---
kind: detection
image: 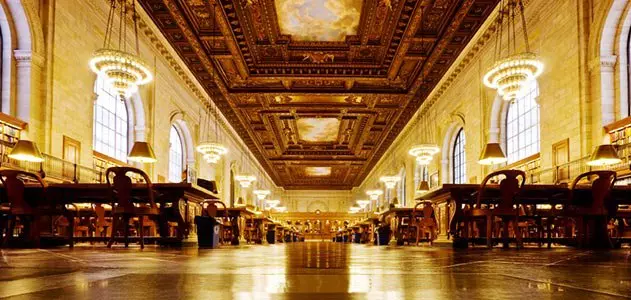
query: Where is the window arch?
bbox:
[452,128,466,184]
[169,126,184,182]
[506,81,540,163]
[93,75,129,161]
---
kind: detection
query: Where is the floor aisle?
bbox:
[0,242,630,299]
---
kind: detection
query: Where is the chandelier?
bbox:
[253,189,271,200]
[235,175,256,188]
[196,4,227,164]
[197,142,228,164]
[349,204,361,213]
[409,144,440,165]
[356,200,370,209]
[366,190,383,201]
[90,0,152,98]
[265,199,280,209]
[483,0,543,101]
[380,176,401,189]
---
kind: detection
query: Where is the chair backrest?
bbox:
[202,200,226,217]
[477,170,526,209]
[569,170,616,211]
[413,201,435,219]
[105,167,156,211]
[0,169,47,215]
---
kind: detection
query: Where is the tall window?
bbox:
[93,75,128,161]
[452,128,466,184]
[397,167,406,207]
[169,126,184,183]
[506,81,540,163]
[414,163,429,190]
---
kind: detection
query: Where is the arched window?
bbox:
[414,163,429,190]
[397,167,406,207]
[452,128,466,184]
[169,126,184,182]
[93,75,128,161]
[506,81,540,163]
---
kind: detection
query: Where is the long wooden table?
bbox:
[1,183,218,246]
[214,207,257,245]
[416,184,631,248]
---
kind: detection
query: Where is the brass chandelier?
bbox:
[196,2,228,164]
[483,0,543,101]
[90,0,152,98]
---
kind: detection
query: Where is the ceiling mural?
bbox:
[275,0,363,41]
[296,118,341,142]
[138,0,500,189]
[305,167,332,177]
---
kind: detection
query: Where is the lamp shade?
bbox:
[128,141,157,163]
[9,140,44,162]
[587,144,621,166]
[478,143,507,165]
[416,180,430,193]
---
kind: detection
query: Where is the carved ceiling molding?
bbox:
[137,0,500,189]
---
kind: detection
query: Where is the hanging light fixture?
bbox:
[235,174,256,188]
[409,144,440,165]
[356,200,370,209]
[349,204,361,213]
[90,0,152,98]
[253,189,271,201]
[366,190,383,201]
[380,176,400,189]
[587,144,621,166]
[483,0,543,101]
[275,206,287,213]
[196,3,228,164]
[478,142,507,165]
[265,199,280,209]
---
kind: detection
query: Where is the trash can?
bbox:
[376,225,391,246]
[266,224,276,244]
[353,232,362,244]
[195,216,221,248]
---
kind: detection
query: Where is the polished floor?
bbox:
[0,242,630,299]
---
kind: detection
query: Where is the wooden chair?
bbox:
[0,169,74,248]
[467,170,526,248]
[557,171,616,248]
[94,203,111,239]
[413,201,438,245]
[106,167,159,249]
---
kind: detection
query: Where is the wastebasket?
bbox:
[376,225,391,246]
[195,216,221,248]
[266,224,276,244]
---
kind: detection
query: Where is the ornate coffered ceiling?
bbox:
[138,0,499,189]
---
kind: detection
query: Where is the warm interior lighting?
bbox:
[9,140,44,163]
[380,175,400,189]
[266,199,280,209]
[478,142,507,165]
[483,54,543,101]
[587,144,621,166]
[253,189,271,200]
[90,49,152,98]
[416,180,430,193]
[235,175,256,188]
[349,204,361,213]
[275,206,287,213]
[356,200,370,209]
[90,0,152,97]
[408,144,440,165]
[197,142,228,164]
[128,141,157,163]
[483,0,543,101]
[366,190,383,200]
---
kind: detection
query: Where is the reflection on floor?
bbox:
[0,242,630,299]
